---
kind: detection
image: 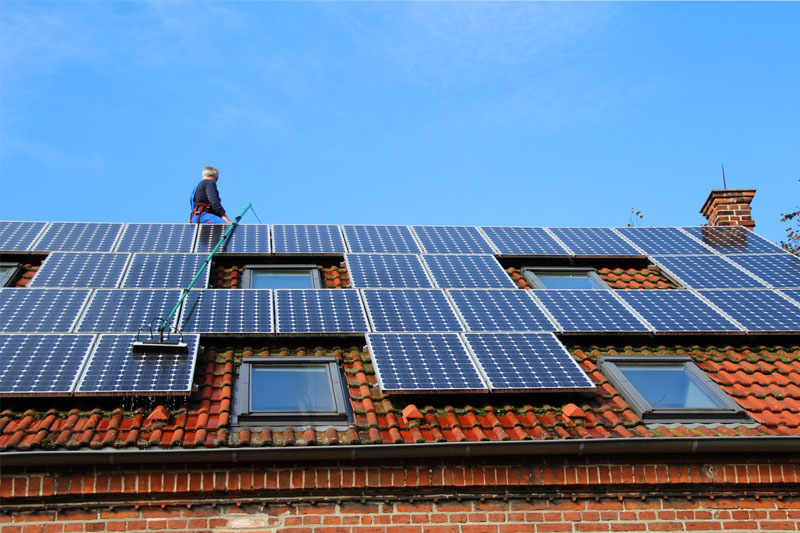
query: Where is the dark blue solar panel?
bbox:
[346,254,433,288]
[115,224,196,253]
[75,334,198,395]
[33,222,123,252]
[195,224,270,254]
[367,333,487,393]
[0,221,47,251]
[0,288,91,332]
[463,333,595,391]
[412,226,494,254]
[448,289,555,332]
[75,289,181,333]
[272,224,346,254]
[343,225,421,253]
[362,289,464,332]
[699,290,800,332]
[423,254,516,289]
[653,255,767,289]
[531,290,650,332]
[0,334,95,396]
[617,290,742,332]
[275,289,369,333]
[781,290,800,306]
[121,254,207,288]
[481,226,570,255]
[682,226,783,254]
[180,289,272,333]
[616,227,712,255]
[726,254,800,289]
[29,252,130,288]
[548,228,642,256]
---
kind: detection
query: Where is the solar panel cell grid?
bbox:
[180,289,273,333]
[463,333,595,391]
[75,289,181,333]
[362,289,464,332]
[699,290,800,332]
[275,289,370,333]
[781,290,800,306]
[76,334,198,395]
[653,255,768,289]
[412,226,494,254]
[548,228,642,256]
[616,227,713,255]
[481,226,570,255]
[423,254,516,289]
[343,225,421,253]
[346,254,433,288]
[115,224,196,253]
[682,226,783,254]
[726,254,800,289]
[195,224,270,254]
[29,252,130,288]
[448,289,555,332]
[0,221,47,251]
[0,288,91,333]
[33,222,123,252]
[531,290,650,332]
[0,334,96,396]
[272,224,346,254]
[367,333,487,392]
[121,254,208,288]
[617,290,741,332]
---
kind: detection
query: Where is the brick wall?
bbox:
[700,189,756,229]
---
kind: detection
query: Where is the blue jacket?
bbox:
[190,180,227,217]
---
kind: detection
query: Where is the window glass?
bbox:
[0,263,20,287]
[250,269,315,289]
[535,271,604,290]
[616,364,728,409]
[250,365,336,412]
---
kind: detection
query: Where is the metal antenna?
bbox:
[722,164,727,189]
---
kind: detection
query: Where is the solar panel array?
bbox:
[33,222,123,252]
[273,224,346,254]
[195,224,270,254]
[653,255,768,289]
[412,226,494,254]
[531,290,650,333]
[0,288,91,333]
[449,289,555,332]
[275,289,369,333]
[180,290,273,333]
[617,290,741,332]
[423,254,516,289]
[548,227,641,256]
[616,227,712,255]
[699,290,800,332]
[116,224,196,253]
[781,290,800,307]
[75,289,181,333]
[481,227,569,255]
[362,289,464,332]
[343,225,421,253]
[346,254,433,288]
[121,254,207,288]
[682,226,783,254]
[726,254,800,289]
[29,252,130,288]
[0,335,95,396]
[0,221,47,251]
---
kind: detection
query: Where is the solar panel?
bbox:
[362,289,464,332]
[366,333,487,393]
[481,226,570,255]
[682,226,783,254]
[75,289,181,333]
[780,290,800,306]
[616,290,742,333]
[115,223,196,253]
[0,221,47,251]
[272,224,346,254]
[346,254,433,288]
[343,225,421,253]
[0,334,95,396]
[448,289,556,332]
[179,289,273,333]
[0,288,91,333]
[616,227,712,255]
[275,289,369,333]
[653,255,768,289]
[548,228,642,256]
[121,254,208,288]
[412,226,494,254]
[29,252,130,288]
[75,334,199,396]
[531,290,650,333]
[195,224,270,254]
[698,290,800,332]
[33,222,123,252]
[463,333,595,391]
[726,254,800,289]
[423,254,517,289]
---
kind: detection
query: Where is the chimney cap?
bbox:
[700,188,756,217]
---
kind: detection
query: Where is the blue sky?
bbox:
[1,1,798,245]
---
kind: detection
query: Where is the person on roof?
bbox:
[190,166,232,224]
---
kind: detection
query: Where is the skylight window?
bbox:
[523,267,607,290]
[598,356,748,422]
[0,263,21,287]
[242,264,321,289]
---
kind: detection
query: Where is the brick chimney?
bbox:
[700,189,756,230]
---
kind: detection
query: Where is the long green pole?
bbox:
[158,203,253,337]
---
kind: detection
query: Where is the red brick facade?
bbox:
[700,189,757,230]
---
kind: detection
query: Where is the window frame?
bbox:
[241,264,321,289]
[598,355,748,422]
[522,266,608,290]
[234,356,351,429]
[0,262,21,287]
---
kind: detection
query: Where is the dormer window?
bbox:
[242,264,321,289]
[523,267,607,290]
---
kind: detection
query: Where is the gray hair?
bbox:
[202,166,219,179]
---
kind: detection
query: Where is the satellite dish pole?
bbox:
[722,164,727,189]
